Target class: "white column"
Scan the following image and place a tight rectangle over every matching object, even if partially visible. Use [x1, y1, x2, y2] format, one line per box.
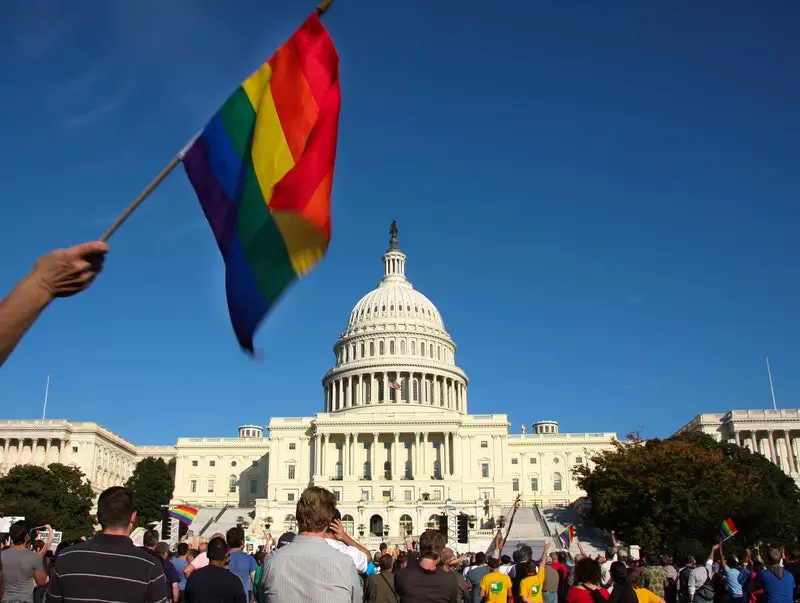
[442, 433, 449, 477]
[433, 377, 439, 406]
[768, 431, 778, 466]
[321, 434, 327, 477]
[45, 439, 52, 465]
[413, 433, 420, 478]
[383, 372, 388, 403]
[3, 438, 9, 464]
[372, 433, 379, 479]
[421, 433, 428, 477]
[393, 433, 400, 479]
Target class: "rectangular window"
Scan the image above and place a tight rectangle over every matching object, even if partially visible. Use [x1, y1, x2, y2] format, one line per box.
[511, 458, 518, 465]
[190, 479, 197, 493]
[192, 460, 198, 467]
[512, 478, 520, 492]
[288, 465, 296, 479]
[289, 443, 296, 450]
[404, 490, 412, 502]
[531, 477, 539, 491]
[287, 492, 295, 502]
[334, 490, 341, 501]
[480, 441, 488, 448]
[432, 490, 441, 500]
[229, 481, 236, 493]
[207, 479, 215, 493]
[481, 463, 489, 478]
[575, 456, 583, 464]
[361, 490, 370, 501]
[530, 457, 537, 464]
[209, 460, 216, 467]
[249, 479, 257, 494]
[382, 490, 391, 501]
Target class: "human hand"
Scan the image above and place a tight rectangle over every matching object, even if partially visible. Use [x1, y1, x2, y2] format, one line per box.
[328, 519, 346, 541]
[29, 242, 109, 299]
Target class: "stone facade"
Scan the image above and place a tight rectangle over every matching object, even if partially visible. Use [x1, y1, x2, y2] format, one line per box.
[674, 409, 800, 478]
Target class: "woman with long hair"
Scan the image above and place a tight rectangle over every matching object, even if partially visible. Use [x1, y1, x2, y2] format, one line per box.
[609, 561, 638, 603]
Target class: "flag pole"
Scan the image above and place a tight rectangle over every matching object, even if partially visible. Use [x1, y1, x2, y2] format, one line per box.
[766, 356, 778, 410]
[42, 375, 50, 420]
[99, 0, 335, 243]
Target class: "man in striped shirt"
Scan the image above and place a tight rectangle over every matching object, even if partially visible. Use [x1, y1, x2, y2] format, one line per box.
[46, 486, 168, 603]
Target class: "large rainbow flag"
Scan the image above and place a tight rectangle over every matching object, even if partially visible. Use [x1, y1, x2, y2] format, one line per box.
[720, 517, 737, 540]
[559, 524, 576, 548]
[183, 12, 341, 352]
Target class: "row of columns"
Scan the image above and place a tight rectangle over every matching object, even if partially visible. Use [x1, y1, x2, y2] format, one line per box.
[1, 438, 69, 467]
[735, 430, 799, 474]
[325, 373, 466, 412]
[313, 432, 463, 480]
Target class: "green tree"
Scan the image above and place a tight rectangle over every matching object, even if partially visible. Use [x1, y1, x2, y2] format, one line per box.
[575, 432, 800, 556]
[126, 457, 174, 528]
[0, 463, 94, 540]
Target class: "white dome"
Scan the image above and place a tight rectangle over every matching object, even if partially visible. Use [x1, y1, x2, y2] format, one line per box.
[347, 276, 444, 330]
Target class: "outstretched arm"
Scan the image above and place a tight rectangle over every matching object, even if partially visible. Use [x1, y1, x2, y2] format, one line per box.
[0, 242, 108, 367]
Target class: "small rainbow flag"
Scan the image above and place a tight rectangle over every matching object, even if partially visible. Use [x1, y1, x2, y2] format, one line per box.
[559, 524, 576, 548]
[720, 518, 737, 540]
[183, 11, 341, 353]
[168, 506, 198, 525]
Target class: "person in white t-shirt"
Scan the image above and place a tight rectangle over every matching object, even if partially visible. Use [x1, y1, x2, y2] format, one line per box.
[324, 509, 371, 574]
[600, 531, 619, 587]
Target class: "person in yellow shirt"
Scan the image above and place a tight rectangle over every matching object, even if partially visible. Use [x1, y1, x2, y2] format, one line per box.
[481, 557, 513, 603]
[630, 568, 665, 603]
[520, 542, 552, 603]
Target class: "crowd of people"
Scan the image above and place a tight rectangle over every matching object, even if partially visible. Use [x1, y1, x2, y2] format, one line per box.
[0, 485, 798, 603]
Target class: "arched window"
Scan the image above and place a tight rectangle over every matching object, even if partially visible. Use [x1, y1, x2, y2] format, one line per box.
[345, 347, 349, 362]
[430, 345, 434, 358]
[400, 340, 406, 355]
[553, 472, 563, 491]
[433, 460, 442, 479]
[229, 475, 237, 493]
[342, 514, 355, 536]
[384, 460, 392, 479]
[437, 346, 441, 360]
[351, 344, 356, 360]
[369, 341, 375, 356]
[401, 378, 409, 402]
[365, 380, 371, 404]
[379, 341, 385, 355]
[399, 514, 413, 536]
[421, 342, 426, 356]
[411, 341, 416, 355]
[389, 341, 395, 355]
[360, 342, 364, 358]
[378, 377, 384, 402]
[284, 514, 297, 531]
[370, 515, 384, 537]
[335, 461, 343, 480]
[363, 461, 372, 479]
[413, 379, 419, 402]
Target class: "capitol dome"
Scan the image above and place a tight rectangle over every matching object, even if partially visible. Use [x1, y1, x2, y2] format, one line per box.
[322, 222, 468, 414]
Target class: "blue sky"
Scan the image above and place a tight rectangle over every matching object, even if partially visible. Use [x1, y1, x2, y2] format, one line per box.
[0, 0, 797, 445]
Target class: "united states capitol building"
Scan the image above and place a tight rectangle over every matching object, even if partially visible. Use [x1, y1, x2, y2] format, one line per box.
[1, 224, 797, 545]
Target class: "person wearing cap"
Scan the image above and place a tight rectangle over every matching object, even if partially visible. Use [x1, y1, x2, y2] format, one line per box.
[261, 487, 361, 603]
[441, 548, 471, 603]
[276, 532, 295, 549]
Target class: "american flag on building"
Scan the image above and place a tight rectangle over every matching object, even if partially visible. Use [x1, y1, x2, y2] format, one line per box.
[388, 380, 402, 390]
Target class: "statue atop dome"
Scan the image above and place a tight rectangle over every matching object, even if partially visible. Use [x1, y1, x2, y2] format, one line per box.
[389, 220, 399, 250]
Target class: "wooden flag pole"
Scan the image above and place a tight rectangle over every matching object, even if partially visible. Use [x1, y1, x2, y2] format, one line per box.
[99, 155, 182, 242]
[98, 0, 335, 242]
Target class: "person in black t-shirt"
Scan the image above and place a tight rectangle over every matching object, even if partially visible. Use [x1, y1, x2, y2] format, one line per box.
[184, 537, 245, 603]
[395, 530, 458, 603]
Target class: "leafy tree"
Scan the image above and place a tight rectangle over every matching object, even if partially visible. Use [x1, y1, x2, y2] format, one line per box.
[576, 432, 800, 556]
[126, 457, 174, 528]
[0, 463, 94, 540]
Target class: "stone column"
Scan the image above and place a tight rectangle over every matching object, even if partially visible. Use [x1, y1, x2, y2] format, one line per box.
[393, 433, 400, 479]
[768, 431, 778, 467]
[751, 431, 758, 453]
[421, 433, 428, 477]
[433, 377, 439, 406]
[788, 432, 798, 473]
[372, 433, 379, 479]
[442, 433, 449, 477]
[320, 434, 327, 478]
[3, 438, 9, 464]
[45, 439, 52, 464]
[383, 372, 388, 403]
[413, 432, 421, 478]
[356, 376, 362, 407]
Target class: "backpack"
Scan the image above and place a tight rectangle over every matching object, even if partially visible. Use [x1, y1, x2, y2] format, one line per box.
[697, 569, 716, 600]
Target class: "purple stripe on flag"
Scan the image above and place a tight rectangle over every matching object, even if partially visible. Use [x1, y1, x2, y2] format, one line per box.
[183, 137, 237, 258]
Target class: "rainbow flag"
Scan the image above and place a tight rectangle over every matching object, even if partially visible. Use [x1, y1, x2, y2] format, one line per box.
[720, 518, 737, 540]
[167, 505, 198, 525]
[183, 12, 341, 352]
[559, 524, 576, 548]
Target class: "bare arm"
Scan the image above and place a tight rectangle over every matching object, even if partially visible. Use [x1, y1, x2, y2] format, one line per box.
[576, 536, 586, 558]
[0, 242, 108, 368]
[39, 525, 54, 557]
[540, 542, 552, 572]
[330, 520, 371, 560]
[611, 530, 618, 555]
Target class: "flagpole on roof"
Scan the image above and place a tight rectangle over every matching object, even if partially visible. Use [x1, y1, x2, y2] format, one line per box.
[98, 0, 336, 242]
[766, 356, 778, 410]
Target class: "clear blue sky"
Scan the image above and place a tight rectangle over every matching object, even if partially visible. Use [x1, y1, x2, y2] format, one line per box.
[0, 0, 797, 445]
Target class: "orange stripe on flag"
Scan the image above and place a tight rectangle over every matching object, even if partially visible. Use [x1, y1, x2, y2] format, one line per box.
[269, 44, 319, 162]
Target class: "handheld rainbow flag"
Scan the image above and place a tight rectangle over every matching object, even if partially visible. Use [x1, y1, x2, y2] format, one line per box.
[167, 505, 198, 525]
[720, 518, 738, 540]
[559, 524, 576, 548]
[183, 11, 341, 353]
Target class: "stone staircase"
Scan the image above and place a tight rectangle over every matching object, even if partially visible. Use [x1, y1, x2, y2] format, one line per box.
[539, 505, 609, 558]
[495, 506, 552, 559]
